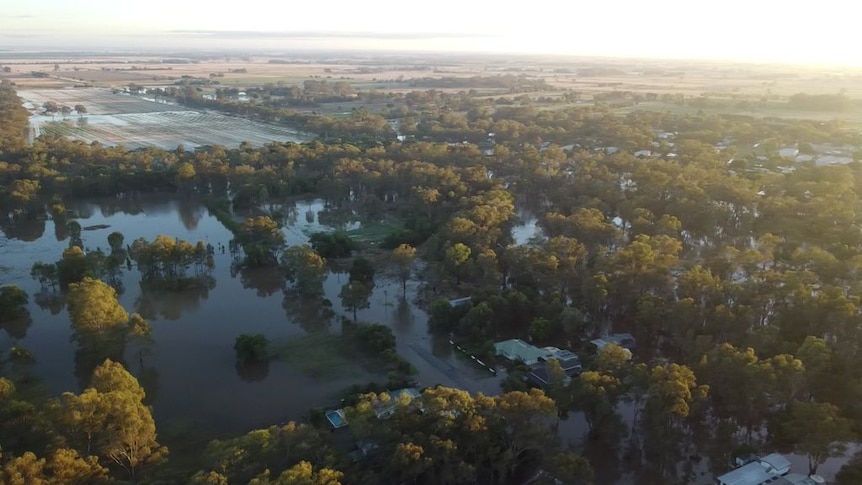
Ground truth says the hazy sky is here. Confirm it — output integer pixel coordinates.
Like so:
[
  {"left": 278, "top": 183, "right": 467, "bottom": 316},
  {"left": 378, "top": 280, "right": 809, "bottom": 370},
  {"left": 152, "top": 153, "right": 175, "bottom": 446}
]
[{"left": 2, "top": 0, "right": 859, "bottom": 65}]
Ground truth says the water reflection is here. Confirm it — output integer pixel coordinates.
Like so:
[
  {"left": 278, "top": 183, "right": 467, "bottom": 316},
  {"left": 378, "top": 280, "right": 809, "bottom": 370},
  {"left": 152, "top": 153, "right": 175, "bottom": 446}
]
[
  {"left": 235, "top": 360, "right": 270, "bottom": 382},
  {"left": 1, "top": 217, "right": 46, "bottom": 242},
  {"left": 393, "top": 297, "right": 413, "bottom": 332},
  {"left": 136, "top": 364, "right": 161, "bottom": 406},
  {"left": 73, "top": 332, "right": 127, "bottom": 390},
  {"left": 177, "top": 198, "right": 203, "bottom": 231},
  {"left": 238, "top": 265, "right": 283, "bottom": 298},
  {"left": 134, "top": 278, "right": 214, "bottom": 321},
  {"left": 282, "top": 292, "right": 335, "bottom": 333},
  {"left": 53, "top": 216, "right": 69, "bottom": 242},
  {"left": 34, "top": 291, "right": 65, "bottom": 315},
  {"left": 0, "top": 314, "right": 32, "bottom": 340}
]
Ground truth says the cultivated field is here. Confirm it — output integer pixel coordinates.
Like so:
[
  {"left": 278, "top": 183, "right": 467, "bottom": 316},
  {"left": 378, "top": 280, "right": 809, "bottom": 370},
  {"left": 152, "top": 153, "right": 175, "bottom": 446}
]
[{"left": 18, "top": 88, "right": 309, "bottom": 150}]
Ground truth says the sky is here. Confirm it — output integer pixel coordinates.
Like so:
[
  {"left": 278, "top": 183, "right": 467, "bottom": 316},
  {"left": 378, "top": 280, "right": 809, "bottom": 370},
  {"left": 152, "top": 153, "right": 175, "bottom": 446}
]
[{"left": 2, "top": 0, "right": 860, "bottom": 65}]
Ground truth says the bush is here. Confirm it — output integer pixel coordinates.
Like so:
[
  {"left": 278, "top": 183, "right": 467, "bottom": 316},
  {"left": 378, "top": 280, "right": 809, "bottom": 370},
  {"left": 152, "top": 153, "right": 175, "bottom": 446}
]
[
  {"left": 309, "top": 231, "right": 356, "bottom": 258},
  {"left": 234, "top": 333, "right": 269, "bottom": 363}
]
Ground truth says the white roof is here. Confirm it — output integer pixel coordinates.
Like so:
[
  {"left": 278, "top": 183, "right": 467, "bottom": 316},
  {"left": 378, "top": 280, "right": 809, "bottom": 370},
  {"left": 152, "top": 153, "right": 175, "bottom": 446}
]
[
  {"left": 760, "top": 453, "right": 791, "bottom": 475},
  {"left": 716, "top": 461, "right": 776, "bottom": 485}
]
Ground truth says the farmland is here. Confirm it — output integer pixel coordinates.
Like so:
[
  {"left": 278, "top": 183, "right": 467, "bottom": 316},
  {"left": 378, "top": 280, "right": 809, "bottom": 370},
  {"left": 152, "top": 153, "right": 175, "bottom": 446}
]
[{"left": 18, "top": 88, "right": 309, "bottom": 149}]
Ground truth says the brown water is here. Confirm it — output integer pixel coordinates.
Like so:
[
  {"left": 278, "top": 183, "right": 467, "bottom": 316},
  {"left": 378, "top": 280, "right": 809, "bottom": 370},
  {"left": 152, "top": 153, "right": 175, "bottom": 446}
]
[
  {"left": 0, "top": 195, "right": 500, "bottom": 442},
  {"left": 3, "top": 196, "right": 848, "bottom": 482}
]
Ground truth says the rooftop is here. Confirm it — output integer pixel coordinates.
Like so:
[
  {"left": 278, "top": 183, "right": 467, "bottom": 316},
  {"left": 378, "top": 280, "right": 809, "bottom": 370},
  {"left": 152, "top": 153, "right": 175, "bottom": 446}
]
[
  {"left": 495, "top": 339, "right": 553, "bottom": 365},
  {"left": 590, "top": 333, "right": 637, "bottom": 350},
  {"left": 716, "top": 453, "right": 814, "bottom": 485}
]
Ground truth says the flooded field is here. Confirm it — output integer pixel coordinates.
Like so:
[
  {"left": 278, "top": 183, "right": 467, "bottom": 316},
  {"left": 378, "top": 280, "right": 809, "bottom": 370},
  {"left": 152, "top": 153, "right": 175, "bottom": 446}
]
[
  {"left": 0, "top": 195, "right": 499, "bottom": 443},
  {"left": 18, "top": 88, "right": 310, "bottom": 149}
]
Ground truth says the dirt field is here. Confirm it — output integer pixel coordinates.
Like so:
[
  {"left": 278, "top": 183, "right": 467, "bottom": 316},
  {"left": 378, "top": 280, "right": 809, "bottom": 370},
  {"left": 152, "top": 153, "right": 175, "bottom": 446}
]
[
  {"left": 20, "top": 88, "right": 308, "bottom": 150},
  {"left": 4, "top": 54, "right": 861, "bottom": 100},
  {"left": 17, "top": 88, "right": 186, "bottom": 115}
]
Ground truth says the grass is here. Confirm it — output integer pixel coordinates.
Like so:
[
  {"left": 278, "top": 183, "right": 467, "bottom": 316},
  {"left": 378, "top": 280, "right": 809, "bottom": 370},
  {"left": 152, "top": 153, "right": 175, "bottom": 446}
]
[
  {"left": 270, "top": 333, "right": 361, "bottom": 379},
  {"left": 347, "top": 215, "right": 403, "bottom": 245},
  {"left": 614, "top": 101, "right": 862, "bottom": 126},
  {"left": 202, "top": 197, "right": 241, "bottom": 234}
]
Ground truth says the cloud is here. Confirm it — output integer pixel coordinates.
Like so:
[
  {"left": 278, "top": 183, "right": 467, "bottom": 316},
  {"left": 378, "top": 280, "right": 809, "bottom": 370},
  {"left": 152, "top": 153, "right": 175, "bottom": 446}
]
[{"left": 168, "top": 30, "right": 493, "bottom": 40}]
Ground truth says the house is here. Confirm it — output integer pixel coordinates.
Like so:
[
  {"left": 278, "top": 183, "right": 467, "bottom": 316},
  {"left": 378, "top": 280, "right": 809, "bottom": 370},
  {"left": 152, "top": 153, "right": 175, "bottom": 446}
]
[
  {"left": 527, "top": 365, "right": 571, "bottom": 388},
  {"left": 528, "top": 348, "right": 583, "bottom": 388},
  {"left": 495, "top": 339, "right": 553, "bottom": 365},
  {"left": 540, "top": 348, "right": 583, "bottom": 376},
  {"left": 590, "top": 333, "right": 636, "bottom": 351},
  {"left": 373, "top": 388, "right": 422, "bottom": 419},
  {"left": 715, "top": 453, "right": 822, "bottom": 485}
]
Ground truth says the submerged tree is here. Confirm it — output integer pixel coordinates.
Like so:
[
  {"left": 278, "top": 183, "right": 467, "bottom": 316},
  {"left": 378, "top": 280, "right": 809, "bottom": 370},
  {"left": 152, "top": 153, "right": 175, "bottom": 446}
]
[
  {"left": 392, "top": 244, "right": 416, "bottom": 298},
  {"left": 67, "top": 278, "right": 128, "bottom": 333},
  {"left": 0, "top": 285, "right": 28, "bottom": 321},
  {"left": 237, "top": 216, "right": 285, "bottom": 266},
  {"left": 234, "top": 334, "right": 269, "bottom": 363},
  {"left": 777, "top": 401, "right": 853, "bottom": 475},
  {"left": 281, "top": 245, "right": 327, "bottom": 296},
  {"left": 339, "top": 280, "right": 372, "bottom": 322}
]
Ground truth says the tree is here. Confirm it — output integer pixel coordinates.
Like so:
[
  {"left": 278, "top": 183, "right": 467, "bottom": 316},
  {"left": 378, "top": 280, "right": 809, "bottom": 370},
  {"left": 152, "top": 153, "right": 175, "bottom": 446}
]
[
  {"left": 0, "top": 449, "right": 108, "bottom": 485},
  {"left": 238, "top": 216, "right": 285, "bottom": 266},
  {"left": 67, "top": 278, "right": 129, "bottom": 333},
  {"left": 57, "top": 247, "right": 90, "bottom": 287},
  {"left": 91, "top": 359, "right": 146, "bottom": 402},
  {"left": 339, "top": 281, "right": 372, "bottom": 322},
  {"left": 0, "top": 285, "right": 28, "bottom": 321},
  {"left": 348, "top": 257, "right": 375, "bottom": 285},
  {"left": 30, "top": 262, "right": 59, "bottom": 291},
  {"left": 488, "top": 389, "right": 558, "bottom": 478},
  {"left": 73, "top": 104, "right": 87, "bottom": 118},
  {"left": 778, "top": 401, "right": 853, "bottom": 475},
  {"left": 235, "top": 334, "right": 269, "bottom": 363},
  {"left": 392, "top": 244, "right": 416, "bottom": 298},
  {"left": 543, "top": 451, "right": 594, "bottom": 485},
  {"left": 281, "top": 245, "right": 327, "bottom": 296},
  {"left": 445, "top": 243, "right": 471, "bottom": 284},
  {"left": 646, "top": 363, "right": 707, "bottom": 420},
  {"left": 54, "top": 360, "right": 166, "bottom": 479},
  {"left": 263, "top": 460, "right": 344, "bottom": 485}
]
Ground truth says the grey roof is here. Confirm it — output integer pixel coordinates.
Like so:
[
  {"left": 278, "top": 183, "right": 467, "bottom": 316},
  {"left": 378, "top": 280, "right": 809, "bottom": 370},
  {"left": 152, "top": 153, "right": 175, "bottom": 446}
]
[
  {"left": 716, "top": 461, "right": 777, "bottom": 485},
  {"left": 716, "top": 453, "right": 797, "bottom": 485},
  {"left": 495, "top": 339, "right": 553, "bottom": 364},
  {"left": 591, "top": 333, "right": 637, "bottom": 350},
  {"left": 760, "top": 454, "right": 791, "bottom": 475}
]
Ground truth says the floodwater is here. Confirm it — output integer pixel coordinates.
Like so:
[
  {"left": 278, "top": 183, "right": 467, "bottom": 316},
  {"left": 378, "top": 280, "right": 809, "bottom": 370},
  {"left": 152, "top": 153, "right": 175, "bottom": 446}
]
[
  {"left": 0, "top": 195, "right": 500, "bottom": 444},
  {"left": 2, "top": 196, "right": 849, "bottom": 482}
]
